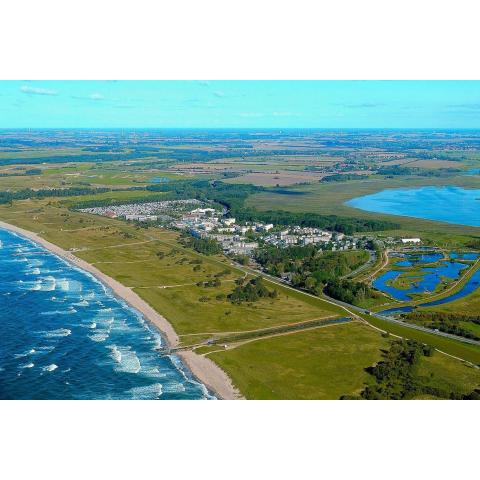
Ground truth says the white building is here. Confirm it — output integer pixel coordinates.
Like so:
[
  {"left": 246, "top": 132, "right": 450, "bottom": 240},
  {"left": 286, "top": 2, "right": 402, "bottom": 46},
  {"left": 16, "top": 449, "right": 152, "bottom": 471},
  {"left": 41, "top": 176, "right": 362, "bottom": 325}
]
[{"left": 401, "top": 238, "right": 421, "bottom": 244}]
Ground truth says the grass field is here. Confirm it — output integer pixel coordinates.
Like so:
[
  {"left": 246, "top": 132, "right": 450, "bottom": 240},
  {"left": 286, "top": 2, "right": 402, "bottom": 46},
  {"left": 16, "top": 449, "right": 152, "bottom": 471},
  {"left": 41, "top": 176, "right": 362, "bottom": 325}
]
[{"left": 208, "top": 321, "right": 480, "bottom": 399}]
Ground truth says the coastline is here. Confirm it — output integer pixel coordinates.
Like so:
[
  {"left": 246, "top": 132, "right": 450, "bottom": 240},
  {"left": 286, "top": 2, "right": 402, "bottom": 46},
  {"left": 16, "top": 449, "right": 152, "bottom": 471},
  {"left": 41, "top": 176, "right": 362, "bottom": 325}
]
[{"left": 0, "top": 220, "right": 242, "bottom": 400}]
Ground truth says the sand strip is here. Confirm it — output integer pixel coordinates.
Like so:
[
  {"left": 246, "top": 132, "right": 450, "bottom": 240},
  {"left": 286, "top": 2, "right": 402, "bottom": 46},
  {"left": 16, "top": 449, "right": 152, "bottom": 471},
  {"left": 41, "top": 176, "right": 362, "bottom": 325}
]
[{"left": 0, "top": 220, "right": 242, "bottom": 400}]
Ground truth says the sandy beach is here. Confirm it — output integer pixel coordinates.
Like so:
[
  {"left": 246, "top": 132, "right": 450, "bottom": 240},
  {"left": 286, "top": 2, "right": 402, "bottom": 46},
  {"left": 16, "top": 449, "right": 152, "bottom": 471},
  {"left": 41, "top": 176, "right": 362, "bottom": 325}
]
[{"left": 0, "top": 220, "right": 242, "bottom": 400}]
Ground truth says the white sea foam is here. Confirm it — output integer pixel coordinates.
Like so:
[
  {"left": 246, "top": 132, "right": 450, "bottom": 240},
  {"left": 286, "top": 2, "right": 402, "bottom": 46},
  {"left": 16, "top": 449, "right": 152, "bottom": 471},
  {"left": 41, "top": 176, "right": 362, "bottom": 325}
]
[
  {"left": 30, "top": 280, "right": 42, "bottom": 291},
  {"left": 162, "top": 382, "right": 186, "bottom": 394},
  {"left": 25, "top": 268, "right": 40, "bottom": 275},
  {"left": 108, "top": 345, "right": 122, "bottom": 363},
  {"left": 142, "top": 367, "right": 167, "bottom": 379},
  {"left": 56, "top": 279, "right": 70, "bottom": 291},
  {"left": 40, "top": 276, "right": 57, "bottom": 291},
  {"left": 37, "top": 345, "right": 55, "bottom": 353},
  {"left": 113, "top": 346, "right": 141, "bottom": 373},
  {"left": 127, "top": 383, "right": 163, "bottom": 399},
  {"left": 61, "top": 279, "right": 82, "bottom": 293},
  {"left": 40, "top": 309, "right": 74, "bottom": 316},
  {"left": 43, "top": 364, "right": 58, "bottom": 372},
  {"left": 89, "top": 322, "right": 97, "bottom": 329},
  {"left": 20, "top": 362, "right": 34, "bottom": 369},
  {"left": 88, "top": 332, "right": 109, "bottom": 342},
  {"left": 40, "top": 328, "right": 72, "bottom": 338},
  {"left": 14, "top": 348, "right": 36, "bottom": 359},
  {"left": 73, "top": 299, "right": 89, "bottom": 307}
]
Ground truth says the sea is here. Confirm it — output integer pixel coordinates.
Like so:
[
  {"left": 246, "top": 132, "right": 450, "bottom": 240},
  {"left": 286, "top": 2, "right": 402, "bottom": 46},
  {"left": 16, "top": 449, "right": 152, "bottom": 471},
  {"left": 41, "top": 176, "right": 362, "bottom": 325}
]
[
  {"left": 346, "top": 186, "right": 480, "bottom": 227},
  {"left": 0, "top": 228, "right": 213, "bottom": 400}
]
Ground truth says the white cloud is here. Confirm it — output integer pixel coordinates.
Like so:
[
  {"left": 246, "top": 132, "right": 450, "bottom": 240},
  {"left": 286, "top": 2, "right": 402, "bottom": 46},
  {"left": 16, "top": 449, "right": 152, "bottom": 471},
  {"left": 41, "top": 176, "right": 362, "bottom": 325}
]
[
  {"left": 213, "top": 91, "right": 225, "bottom": 98},
  {"left": 20, "top": 85, "right": 58, "bottom": 96}
]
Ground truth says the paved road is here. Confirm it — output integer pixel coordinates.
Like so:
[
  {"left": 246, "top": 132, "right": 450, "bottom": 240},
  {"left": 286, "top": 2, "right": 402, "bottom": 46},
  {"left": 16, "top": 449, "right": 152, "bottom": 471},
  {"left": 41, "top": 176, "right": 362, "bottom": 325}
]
[
  {"left": 232, "top": 261, "right": 480, "bottom": 348},
  {"left": 341, "top": 249, "right": 376, "bottom": 279},
  {"left": 320, "top": 294, "right": 480, "bottom": 347}
]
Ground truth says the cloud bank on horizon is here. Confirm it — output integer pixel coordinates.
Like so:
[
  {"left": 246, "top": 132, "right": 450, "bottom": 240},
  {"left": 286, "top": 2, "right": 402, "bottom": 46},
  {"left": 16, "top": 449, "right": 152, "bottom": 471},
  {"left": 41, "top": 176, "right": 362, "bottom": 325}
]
[{"left": 1, "top": 80, "right": 479, "bottom": 128}]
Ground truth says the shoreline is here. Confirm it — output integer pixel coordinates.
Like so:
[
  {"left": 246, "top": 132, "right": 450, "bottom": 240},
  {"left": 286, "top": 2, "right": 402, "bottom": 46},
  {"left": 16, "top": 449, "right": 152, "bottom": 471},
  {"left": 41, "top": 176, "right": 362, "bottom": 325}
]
[{"left": 0, "top": 220, "right": 241, "bottom": 400}]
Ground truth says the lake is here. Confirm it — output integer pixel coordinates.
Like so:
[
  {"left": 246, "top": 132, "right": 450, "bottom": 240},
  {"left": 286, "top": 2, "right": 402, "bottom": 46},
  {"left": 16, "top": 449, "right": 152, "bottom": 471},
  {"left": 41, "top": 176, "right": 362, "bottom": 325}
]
[{"left": 346, "top": 186, "right": 480, "bottom": 227}]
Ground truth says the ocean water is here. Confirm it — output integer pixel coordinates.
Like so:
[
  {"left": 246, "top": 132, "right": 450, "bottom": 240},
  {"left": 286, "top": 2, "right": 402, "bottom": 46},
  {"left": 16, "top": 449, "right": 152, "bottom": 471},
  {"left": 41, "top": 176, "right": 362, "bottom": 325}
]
[
  {"left": 346, "top": 186, "right": 480, "bottom": 227},
  {"left": 0, "top": 229, "right": 213, "bottom": 400}
]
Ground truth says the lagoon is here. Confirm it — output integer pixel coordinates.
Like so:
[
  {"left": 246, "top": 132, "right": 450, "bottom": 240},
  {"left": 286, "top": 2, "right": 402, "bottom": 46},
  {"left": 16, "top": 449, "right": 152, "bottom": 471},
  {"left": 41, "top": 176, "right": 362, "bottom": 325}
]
[{"left": 346, "top": 186, "right": 480, "bottom": 227}]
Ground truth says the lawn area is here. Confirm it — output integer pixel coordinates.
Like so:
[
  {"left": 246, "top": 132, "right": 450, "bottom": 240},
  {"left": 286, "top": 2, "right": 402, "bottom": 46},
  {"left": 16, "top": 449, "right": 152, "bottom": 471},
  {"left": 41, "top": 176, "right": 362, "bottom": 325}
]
[
  {"left": 208, "top": 321, "right": 385, "bottom": 399},
  {"left": 359, "top": 313, "right": 480, "bottom": 364},
  {"left": 427, "top": 288, "right": 480, "bottom": 316},
  {"left": 208, "top": 320, "right": 480, "bottom": 399},
  {"left": 135, "top": 281, "right": 337, "bottom": 339},
  {"left": 415, "top": 351, "right": 480, "bottom": 397}
]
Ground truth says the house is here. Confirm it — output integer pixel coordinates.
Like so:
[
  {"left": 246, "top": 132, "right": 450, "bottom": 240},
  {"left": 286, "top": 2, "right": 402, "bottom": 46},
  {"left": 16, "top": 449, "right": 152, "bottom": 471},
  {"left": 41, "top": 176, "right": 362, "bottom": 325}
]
[{"left": 401, "top": 238, "right": 421, "bottom": 244}]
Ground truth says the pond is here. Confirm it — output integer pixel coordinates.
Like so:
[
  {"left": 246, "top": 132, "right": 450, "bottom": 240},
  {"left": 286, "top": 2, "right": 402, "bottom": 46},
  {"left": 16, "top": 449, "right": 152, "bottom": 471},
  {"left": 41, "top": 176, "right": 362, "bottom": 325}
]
[{"left": 373, "top": 258, "right": 468, "bottom": 301}]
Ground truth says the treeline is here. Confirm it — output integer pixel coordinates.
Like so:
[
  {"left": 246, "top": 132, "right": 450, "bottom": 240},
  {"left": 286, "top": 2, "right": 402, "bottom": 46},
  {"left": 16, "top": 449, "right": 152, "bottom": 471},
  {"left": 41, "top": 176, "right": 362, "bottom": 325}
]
[
  {"left": 466, "top": 238, "right": 480, "bottom": 249},
  {"left": 321, "top": 174, "right": 369, "bottom": 182},
  {"left": 228, "top": 277, "right": 278, "bottom": 304},
  {"left": 0, "top": 168, "right": 42, "bottom": 177},
  {"left": 146, "top": 179, "right": 260, "bottom": 211},
  {"left": 0, "top": 186, "right": 116, "bottom": 205},
  {"left": 255, "top": 247, "right": 369, "bottom": 295},
  {"left": 234, "top": 208, "right": 399, "bottom": 234},
  {"left": 0, "top": 152, "right": 156, "bottom": 166},
  {"left": 180, "top": 234, "right": 222, "bottom": 255},
  {"left": 343, "top": 339, "right": 480, "bottom": 400},
  {"left": 401, "top": 311, "right": 480, "bottom": 340},
  {"left": 377, "top": 165, "right": 462, "bottom": 177},
  {"left": 324, "top": 278, "right": 379, "bottom": 306}
]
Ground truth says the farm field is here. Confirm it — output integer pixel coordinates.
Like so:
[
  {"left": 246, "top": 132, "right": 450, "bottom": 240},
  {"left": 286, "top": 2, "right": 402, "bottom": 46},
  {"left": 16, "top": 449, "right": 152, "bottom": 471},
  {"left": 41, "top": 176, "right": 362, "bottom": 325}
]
[{"left": 224, "top": 171, "right": 326, "bottom": 186}]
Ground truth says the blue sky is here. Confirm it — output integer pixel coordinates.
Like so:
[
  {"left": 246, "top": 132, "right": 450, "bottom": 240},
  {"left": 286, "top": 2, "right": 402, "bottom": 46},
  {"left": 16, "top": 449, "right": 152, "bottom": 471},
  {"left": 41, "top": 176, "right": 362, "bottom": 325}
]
[{"left": 0, "top": 81, "right": 479, "bottom": 129}]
